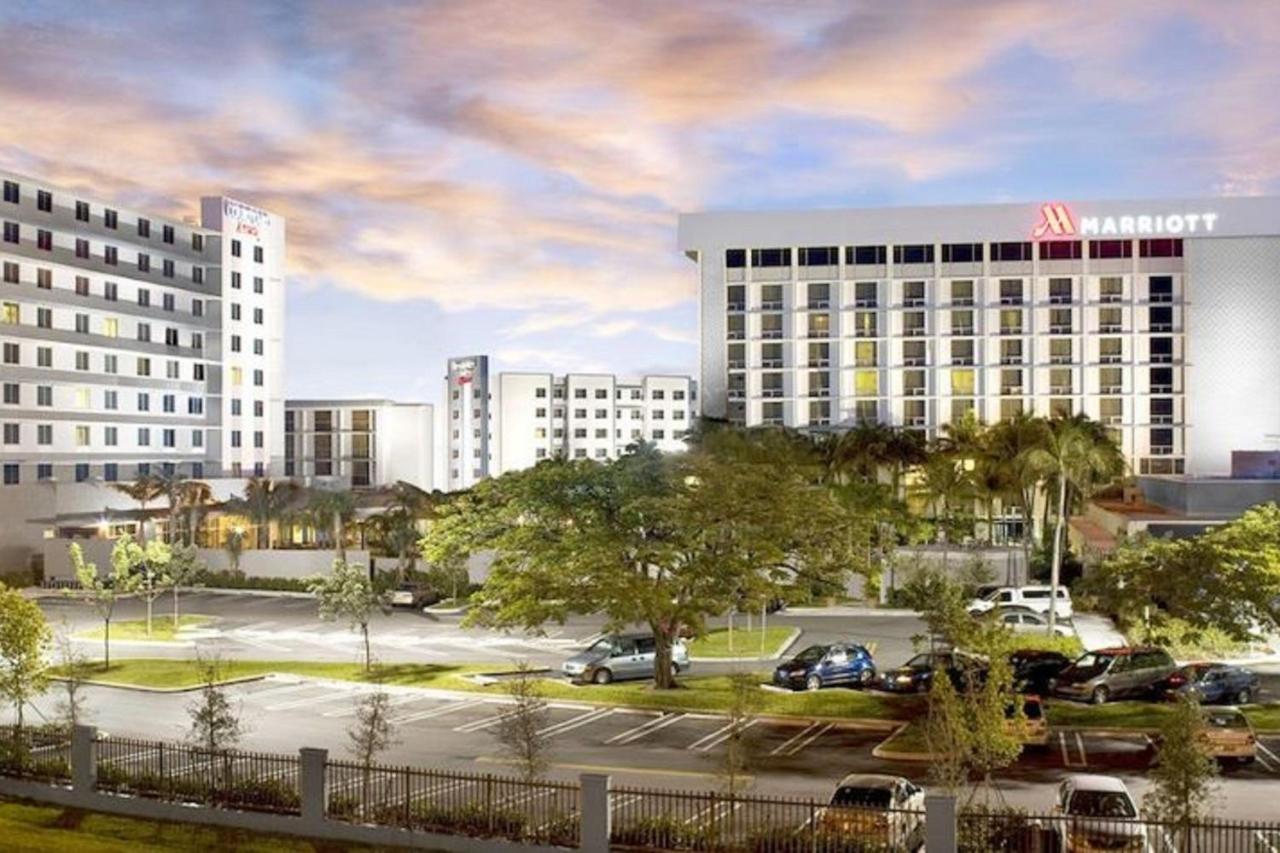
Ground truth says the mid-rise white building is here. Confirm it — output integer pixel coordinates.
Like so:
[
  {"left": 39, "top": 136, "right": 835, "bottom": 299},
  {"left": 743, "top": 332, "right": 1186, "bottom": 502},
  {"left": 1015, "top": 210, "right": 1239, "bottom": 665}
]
[
  {"left": 444, "top": 355, "right": 491, "bottom": 491},
  {"left": 678, "top": 197, "right": 1280, "bottom": 478},
  {"left": 0, "top": 170, "right": 285, "bottom": 486},
  {"left": 284, "top": 399, "right": 433, "bottom": 491}
]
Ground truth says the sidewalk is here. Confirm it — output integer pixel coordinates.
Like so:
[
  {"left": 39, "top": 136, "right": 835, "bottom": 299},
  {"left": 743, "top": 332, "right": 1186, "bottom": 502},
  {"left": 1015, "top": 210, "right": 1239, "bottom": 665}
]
[{"left": 1072, "top": 613, "right": 1126, "bottom": 650}]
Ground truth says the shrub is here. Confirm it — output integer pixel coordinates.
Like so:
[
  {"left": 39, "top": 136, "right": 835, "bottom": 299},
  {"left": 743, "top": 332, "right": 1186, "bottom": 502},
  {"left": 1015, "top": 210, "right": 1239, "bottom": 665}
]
[
  {"left": 1130, "top": 617, "right": 1247, "bottom": 659},
  {"left": 405, "top": 802, "right": 527, "bottom": 839},
  {"left": 217, "top": 776, "right": 302, "bottom": 813},
  {"left": 191, "top": 569, "right": 313, "bottom": 593},
  {"left": 612, "top": 816, "right": 715, "bottom": 850}
]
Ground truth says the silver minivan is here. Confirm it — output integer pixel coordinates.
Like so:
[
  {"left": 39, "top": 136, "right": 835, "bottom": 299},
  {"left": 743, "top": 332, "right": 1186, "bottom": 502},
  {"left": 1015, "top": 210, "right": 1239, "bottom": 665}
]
[{"left": 561, "top": 633, "right": 690, "bottom": 684}]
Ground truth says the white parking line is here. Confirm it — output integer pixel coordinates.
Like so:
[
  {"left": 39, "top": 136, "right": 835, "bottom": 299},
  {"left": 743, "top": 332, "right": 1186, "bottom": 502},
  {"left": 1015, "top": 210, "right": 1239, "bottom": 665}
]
[
  {"left": 454, "top": 708, "right": 526, "bottom": 734},
  {"left": 1257, "top": 741, "right": 1280, "bottom": 772},
  {"left": 243, "top": 682, "right": 320, "bottom": 701},
  {"left": 1058, "top": 732, "right": 1088, "bottom": 768},
  {"left": 538, "top": 708, "right": 614, "bottom": 738},
  {"left": 1075, "top": 732, "right": 1089, "bottom": 767},
  {"left": 392, "top": 697, "right": 491, "bottom": 725},
  {"left": 770, "top": 721, "right": 834, "bottom": 757},
  {"left": 688, "top": 719, "right": 759, "bottom": 753},
  {"left": 321, "top": 693, "right": 424, "bottom": 718},
  {"left": 606, "top": 713, "right": 683, "bottom": 745},
  {"left": 266, "top": 690, "right": 365, "bottom": 711},
  {"left": 686, "top": 800, "right": 740, "bottom": 827}
]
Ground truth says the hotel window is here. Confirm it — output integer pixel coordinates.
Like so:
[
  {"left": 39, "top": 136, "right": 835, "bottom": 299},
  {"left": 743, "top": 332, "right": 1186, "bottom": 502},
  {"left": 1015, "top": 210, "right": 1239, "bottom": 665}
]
[
  {"left": 104, "top": 354, "right": 117, "bottom": 373},
  {"left": 1100, "top": 338, "right": 1123, "bottom": 363},
  {"left": 105, "top": 390, "right": 117, "bottom": 410},
  {"left": 231, "top": 303, "right": 241, "bottom": 321},
  {"left": 75, "top": 425, "right": 90, "bottom": 447},
  {"left": 104, "top": 246, "right": 117, "bottom": 265},
  {"left": 950, "top": 310, "right": 974, "bottom": 335},
  {"left": 808, "top": 313, "right": 830, "bottom": 338},
  {"left": 253, "top": 246, "right": 264, "bottom": 263},
  {"left": 990, "top": 241, "right": 1032, "bottom": 262},
  {"left": 3, "top": 261, "right": 16, "bottom": 282},
  {"left": 37, "top": 386, "right": 51, "bottom": 406},
  {"left": 75, "top": 313, "right": 90, "bottom": 334},
  {"left": 854, "top": 369, "right": 878, "bottom": 397},
  {"left": 2, "top": 383, "right": 16, "bottom": 404},
  {"left": 893, "top": 244, "right": 934, "bottom": 264},
  {"left": 231, "top": 239, "right": 241, "bottom": 257},
  {"left": 1049, "top": 368, "right": 1073, "bottom": 394},
  {"left": 1048, "top": 278, "right": 1073, "bottom": 303},
  {"left": 1150, "top": 367, "right": 1174, "bottom": 393},
  {"left": 104, "top": 426, "right": 118, "bottom": 447},
  {"left": 1149, "top": 306, "right": 1173, "bottom": 332},
  {"left": 37, "top": 424, "right": 52, "bottom": 445},
  {"left": 1151, "top": 337, "right": 1173, "bottom": 363},
  {"left": 137, "top": 253, "right": 151, "bottom": 272},
  {"left": 1038, "top": 240, "right": 1082, "bottom": 260},
  {"left": 231, "top": 272, "right": 241, "bottom": 289},
  {"left": 941, "top": 243, "right": 982, "bottom": 263},
  {"left": 1089, "top": 239, "right": 1132, "bottom": 259},
  {"left": 1100, "top": 367, "right": 1124, "bottom": 393},
  {"left": 254, "top": 276, "right": 263, "bottom": 293},
  {"left": 999, "top": 309, "right": 1022, "bottom": 334},
  {"left": 1101, "top": 398, "right": 1123, "bottom": 424},
  {"left": 104, "top": 318, "right": 118, "bottom": 338},
  {"left": 34, "top": 268, "right": 51, "bottom": 289},
  {"left": 1, "top": 343, "right": 16, "bottom": 364},
  {"left": 104, "top": 281, "right": 117, "bottom": 301},
  {"left": 1139, "top": 239, "right": 1182, "bottom": 258},
  {"left": 725, "top": 249, "right": 746, "bottom": 268},
  {"left": 193, "top": 363, "right": 205, "bottom": 381},
  {"left": 1000, "top": 369, "right": 1023, "bottom": 394},
  {"left": 163, "top": 259, "right": 174, "bottom": 278},
  {"left": 231, "top": 335, "right": 241, "bottom": 352},
  {"left": 75, "top": 200, "right": 90, "bottom": 221},
  {"left": 102, "top": 208, "right": 118, "bottom": 229},
  {"left": 1049, "top": 338, "right": 1073, "bottom": 364},
  {"left": 999, "top": 279, "right": 1023, "bottom": 304},
  {"left": 1, "top": 302, "right": 17, "bottom": 324},
  {"left": 950, "top": 339, "right": 974, "bottom": 365},
  {"left": 253, "top": 368, "right": 263, "bottom": 386},
  {"left": 2, "top": 181, "right": 17, "bottom": 203},
  {"left": 75, "top": 351, "right": 89, "bottom": 371},
  {"left": 163, "top": 394, "right": 175, "bottom": 413},
  {"left": 2, "top": 222, "right": 17, "bottom": 243},
  {"left": 750, "top": 248, "right": 791, "bottom": 267},
  {"left": 951, "top": 368, "right": 975, "bottom": 395},
  {"left": 76, "top": 238, "right": 90, "bottom": 258},
  {"left": 75, "top": 388, "right": 90, "bottom": 408},
  {"left": 853, "top": 400, "right": 878, "bottom": 423},
  {"left": 902, "top": 280, "right": 925, "bottom": 306},
  {"left": 193, "top": 266, "right": 204, "bottom": 284},
  {"left": 1000, "top": 399, "right": 1024, "bottom": 420},
  {"left": 253, "top": 307, "right": 263, "bottom": 324},
  {"left": 36, "top": 347, "right": 51, "bottom": 367},
  {"left": 36, "top": 189, "right": 52, "bottom": 212},
  {"left": 37, "top": 229, "right": 52, "bottom": 251},
  {"left": 75, "top": 275, "right": 89, "bottom": 295},
  {"left": 1099, "top": 276, "right": 1124, "bottom": 303},
  {"left": 798, "top": 246, "right": 837, "bottom": 266},
  {"left": 137, "top": 218, "right": 150, "bottom": 238},
  {"left": 950, "top": 280, "right": 974, "bottom": 305},
  {"left": 137, "top": 427, "right": 151, "bottom": 447},
  {"left": 137, "top": 357, "right": 151, "bottom": 377},
  {"left": 74, "top": 463, "right": 90, "bottom": 482},
  {"left": 903, "top": 340, "right": 926, "bottom": 365},
  {"left": 848, "top": 245, "right": 887, "bottom": 265},
  {"left": 1049, "top": 308, "right": 1072, "bottom": 333},
  {"left": 192, "top": 299, "right": 203, "bottom": 317},
  {"left": 3, "top": 465, "right": 18, "bottom": 486},
  {"left": 192, "top": 233, "right": 204, "bottom": 252},
  {"left": 853, "top": 311, "right": 877, "bottom": 338},
  {"left": 760, "top": 283, "right": 783, "bottom": 309},
  {"left": 137, "top": 322, "right": 151, "bottom": 342},
  {"left": 1149, "top": 275, "right": 1173, "bottom": 303},
  {"left": 1099, "top": 307, "right": 1123, "bottom": 332},
  {"left": 36, "top": 307, "right": 52, "bottom": 328}
]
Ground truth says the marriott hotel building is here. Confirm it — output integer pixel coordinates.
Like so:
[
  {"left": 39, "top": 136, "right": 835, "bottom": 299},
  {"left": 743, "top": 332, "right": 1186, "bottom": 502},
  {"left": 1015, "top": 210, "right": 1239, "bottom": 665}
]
[{"left": 678, "top": 198, "right": 1280, "bottom": 478}]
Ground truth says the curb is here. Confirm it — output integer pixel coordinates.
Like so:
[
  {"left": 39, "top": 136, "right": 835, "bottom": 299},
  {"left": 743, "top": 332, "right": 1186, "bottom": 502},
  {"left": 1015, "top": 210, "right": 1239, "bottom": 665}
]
[
  {"left": 871, "top": 724, "right": 944, "bottom": 763},
  {"left": 424, "top": 605, "right": 469, "bottom": 616},
  {"left": 783, "top": 606, "right": 919, "bottom": 618},
  {"left": 50, "top": 673, "right": 270, "bottom": 694},
  {"left": 689, "top": 627, "right": 802, "bottom": 664},
  {"left": 180, "top": 586, "right": 314, "bottom": 599}
]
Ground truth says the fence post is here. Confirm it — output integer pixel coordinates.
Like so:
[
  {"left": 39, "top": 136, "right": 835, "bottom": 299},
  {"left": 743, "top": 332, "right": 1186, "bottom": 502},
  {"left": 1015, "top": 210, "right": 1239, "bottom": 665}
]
[
  {"left": 925, "top": 793, "right": 957, "bottom": 853},
  {"left": 579, "top": 773, "right": 611, "bottom": 853},
  {"left": 71, "top": 724, "right": 97, "bottom": 794},
  {"left": 299, "top": 747, "right": 328, "bottom": 826}
]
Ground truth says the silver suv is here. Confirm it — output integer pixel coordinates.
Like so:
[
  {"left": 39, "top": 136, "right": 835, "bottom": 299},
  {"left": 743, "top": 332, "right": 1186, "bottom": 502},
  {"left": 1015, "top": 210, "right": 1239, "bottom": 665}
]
[{"left": 561, "top": 634, "right": 690, "bottom": 684}]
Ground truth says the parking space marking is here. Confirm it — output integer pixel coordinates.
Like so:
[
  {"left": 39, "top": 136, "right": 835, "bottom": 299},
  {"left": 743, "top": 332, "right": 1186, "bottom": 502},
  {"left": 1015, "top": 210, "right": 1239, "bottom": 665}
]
[
  {"left": 770, "top": 721, "right": 835, "bottom": 757},
  {"left": 454, "top": 708, "right": 527, "bottom": 734},
  {"left": 1058, "top": 732, "right": 1088, "bottom": 768},
  {"left": 606, "top": 713, "right": 683, "bottom": 745},
  {"left": 688, "top": 719, "right": 759, "bottom": 753},
  {"left": 538, "top": 708, "right": 614, "bottom": 738},
  {"left": 392, "top": 697, "right": 491, "bottom": 725},
  {"left": 1257, "top": 741, "right": 1280, "bottom": 772},
  {"left": 321, "top": 693, "right": 425, "bottom": 718},
  {"left": 241, "top": 682, "right": 320, "bottom": 701},
  {"left": 266, "top": 689, "right": 367, "bottom": 712},
  {"left": 686, "top": 800, "right": 741, "bottom": 827}
]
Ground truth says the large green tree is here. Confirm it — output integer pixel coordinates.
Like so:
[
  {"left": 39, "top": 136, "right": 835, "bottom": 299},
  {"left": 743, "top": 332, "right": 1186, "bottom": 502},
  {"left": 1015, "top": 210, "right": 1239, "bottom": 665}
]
[
  {"left": 423, "top": 445, "right": 869, "bottom": 689},
  {"left": 0, "top": 587, "right": 51, "bottom": 731}
]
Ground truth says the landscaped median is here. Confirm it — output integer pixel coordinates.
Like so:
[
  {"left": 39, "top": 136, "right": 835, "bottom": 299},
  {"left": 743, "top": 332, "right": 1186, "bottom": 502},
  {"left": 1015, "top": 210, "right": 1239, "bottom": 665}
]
[
  {"left": 74, "top": 615, "right": 215, "bottom": 643},
  {"left": 685, "top": 625, "right": 797, "bottom": 660}
]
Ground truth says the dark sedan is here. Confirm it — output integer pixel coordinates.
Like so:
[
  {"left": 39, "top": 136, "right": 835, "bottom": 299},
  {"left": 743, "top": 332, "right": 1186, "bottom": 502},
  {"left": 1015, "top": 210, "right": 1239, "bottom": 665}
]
[
  {"left": 1010, "top": 649, "right": 1073, "bottom": 696},
  {"left": 1160, "top": 663, "right": 1261, "bottom": 705},
  {"left": 879, "top": 650, "right": 986, "bottom": 694},
  {"left": 773, "top": 643, "right": 876, "bottom": 691}
]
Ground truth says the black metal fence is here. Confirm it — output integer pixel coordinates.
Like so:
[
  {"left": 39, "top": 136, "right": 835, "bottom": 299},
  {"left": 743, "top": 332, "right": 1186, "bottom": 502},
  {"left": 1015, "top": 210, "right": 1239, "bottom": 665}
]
[
  {"left": 95, "top": 735, "right": 302, "bottom": 815},
  {"left": 0, "top": 725, "right": 72, "bottom": 784},
  {"left": 959, "top": 809, "right": 1280, "bottom": 853},
  {"left": 610, "top": 785, "right": 925, "bottom": 852},
  {"left": 325, "top": 759, "right": 580, "bottom": 846}
]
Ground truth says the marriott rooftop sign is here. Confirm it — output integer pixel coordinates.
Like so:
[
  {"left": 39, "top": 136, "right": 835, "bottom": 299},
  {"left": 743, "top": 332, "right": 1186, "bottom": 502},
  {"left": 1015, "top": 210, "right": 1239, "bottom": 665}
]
[{"left": 1033, "top": 202, "right": 1219, "bottom": 239}]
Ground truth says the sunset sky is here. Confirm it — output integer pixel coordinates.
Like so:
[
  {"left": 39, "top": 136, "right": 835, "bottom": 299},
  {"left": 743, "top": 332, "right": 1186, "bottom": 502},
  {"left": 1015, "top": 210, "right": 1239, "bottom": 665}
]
[{"left": 3, "top": 0, "right": 1277, "bottom": 403}]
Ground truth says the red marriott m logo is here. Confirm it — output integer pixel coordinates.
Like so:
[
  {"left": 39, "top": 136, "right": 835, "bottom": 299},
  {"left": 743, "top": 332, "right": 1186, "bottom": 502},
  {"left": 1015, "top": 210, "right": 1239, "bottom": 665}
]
[{"left": 1032, "top": 202, "right": 1075, "bottom": 239}]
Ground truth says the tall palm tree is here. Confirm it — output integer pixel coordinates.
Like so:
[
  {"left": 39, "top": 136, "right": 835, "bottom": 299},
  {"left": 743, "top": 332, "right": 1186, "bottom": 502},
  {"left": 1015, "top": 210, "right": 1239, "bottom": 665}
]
[
  {"left": 986, "top": 413, "right": 1050, "bottom": 573},
  {"left": 884, "top": 428, "right": 928, "bottom": 499},
  {"left": 306, "top": 489, "right": 357, "bottom": 561},
  {"left": 176, "top": 479, "right": 213, "bottom": 546},
  {"left": 831, "top": 421, "right": 894, "bottom": 484},
  {"left": 1023, "top": 416, "right": 1126, "bottom": 633},
  {"left": 913, "top": 453, "right": 975, "bottom": 566},
  {"left": 110, "top": 474, "right": 165, "bottom": 543},
  {"left": 224, "top": 477, "right": 298, "bottom": 549}
]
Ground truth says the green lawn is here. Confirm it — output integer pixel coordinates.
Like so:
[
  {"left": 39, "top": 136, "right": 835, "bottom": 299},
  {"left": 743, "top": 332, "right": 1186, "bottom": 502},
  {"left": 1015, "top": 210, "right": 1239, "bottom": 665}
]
[
  {"left": 0, "top": 797, "right": 388, "bottom": 852},
  {"left": 76, "top": 615, "right": 214, "bottom": 643},
  {"left": 687, "top": 626, "right": 795, "bottom": 658}
]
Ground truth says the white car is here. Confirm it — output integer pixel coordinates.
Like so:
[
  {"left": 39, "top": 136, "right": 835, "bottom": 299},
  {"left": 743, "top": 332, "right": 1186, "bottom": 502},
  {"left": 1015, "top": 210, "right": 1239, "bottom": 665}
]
[
  {"left": 994, "top": 606, "right": 1076, "bottom": 637},
  {"left": 969, "top": 585, "right": 1073, "bottom": 619},
  {"left": 1051, "top": 774, "right": 1146, "bottom": 852},
  {"left": 818, "top": 774, "right": 925, "bottom": 850}
]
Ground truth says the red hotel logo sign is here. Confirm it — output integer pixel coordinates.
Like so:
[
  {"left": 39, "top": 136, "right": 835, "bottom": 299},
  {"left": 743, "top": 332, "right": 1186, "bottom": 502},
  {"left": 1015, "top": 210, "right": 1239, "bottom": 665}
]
[{"left": 1032, "top": 202, "right": 1075, "bottom": 239}]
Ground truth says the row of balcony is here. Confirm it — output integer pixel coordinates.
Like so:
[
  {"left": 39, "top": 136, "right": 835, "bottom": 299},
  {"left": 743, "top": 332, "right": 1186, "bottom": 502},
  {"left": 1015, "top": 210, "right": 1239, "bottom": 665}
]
[{"left": 727, "top": 293, "right": 1175, "bottom": 312}]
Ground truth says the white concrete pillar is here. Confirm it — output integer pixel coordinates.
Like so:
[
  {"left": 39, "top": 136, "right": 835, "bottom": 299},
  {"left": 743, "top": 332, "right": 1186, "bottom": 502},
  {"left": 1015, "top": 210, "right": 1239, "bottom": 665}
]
[
  {"left": 71, "top": 724, "right": 97, "bottom": 793},
  {"left": 579, "top": 772, "right": 611, "bottom": 853},
  {"left": 925, "top": 793, "right": 957, "bottom": 852},
  {"left": 299, "top": 747, "right": 328, "bottom": 825}
]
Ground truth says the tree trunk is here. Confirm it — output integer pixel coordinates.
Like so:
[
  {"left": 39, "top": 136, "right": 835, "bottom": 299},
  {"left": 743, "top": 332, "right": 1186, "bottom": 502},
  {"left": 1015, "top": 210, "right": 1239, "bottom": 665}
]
[
  {"left": 333, "top": 511, "right": 346, "bottom": 562},
  {"left": 173, "top": 585, "right": 181, "bottom": 630},
  {"left": 362, "top": 623, "right": 372, "bottom": 672},
  {"left": 1049, "top": 472, "right": 1067, "bottom": 636},
  {"left": 146, "top": 592, "right": 153, "bottom": 636},
  {"left": 104, "top": 618, "right": 111, "bottom": 669},
  {"left": 651, "top": 625, "right": 678, "bottom": 690}
]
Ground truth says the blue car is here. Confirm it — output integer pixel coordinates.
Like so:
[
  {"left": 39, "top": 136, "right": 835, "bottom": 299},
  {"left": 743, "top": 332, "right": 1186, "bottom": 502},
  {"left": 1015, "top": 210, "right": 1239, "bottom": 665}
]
[
  {"left": 773, "top": 643, "right": 876, "bottom": 691},
  {"left": 1160, "top": 663, "right": 1261, "bottom": 705}
]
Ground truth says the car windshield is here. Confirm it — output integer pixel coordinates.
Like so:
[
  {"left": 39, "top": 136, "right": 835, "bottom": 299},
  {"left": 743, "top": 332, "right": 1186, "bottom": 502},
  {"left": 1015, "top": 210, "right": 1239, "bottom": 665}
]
[
  {"left": 1068, "top": 790, "right": 1136, "bottom": 818},
  {"left": 586, "top": 638, "right": 616, "bottom": 654},
  {"left": 1067, "top": 653, "right": 1114, "bottom": 677},
  {"left": 904, "top": 654, "right": 932, "bottom": 669},
  {"left": 1178, "top": 664, "right": 1213, "bottom": 680},
  {"left": 794, "top": 646, "right": 827, "bottom": 664},
  {"left": 983, "top": 589, "right": 1004, "bottom": 602},
  {"left": 1204, "top": 711, "right": 1248, "bottom": 729},
  {"left": 831, "top": 786, "right": 892, "bottom": 809}
]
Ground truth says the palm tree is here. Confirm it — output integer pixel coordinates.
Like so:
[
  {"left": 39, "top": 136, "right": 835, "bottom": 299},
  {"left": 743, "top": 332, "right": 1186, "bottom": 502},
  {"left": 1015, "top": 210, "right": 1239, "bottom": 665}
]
[
  {"left": 986, "top": 413, "right": 1049, "bottom": 574},
  {"left": 111, "top": 475, "right": 165, "bottom": 543},
  {"left": 1023, "top": 416, "right": 1126, "bottom": 633},
  {"left": 306, "top": 489, "right": 357, "bottom": 561},
  {"left": 176, "top": 479, "right": 214, "bottom": 546},
  {"left": 913, "top": 453, "right": 975, "bottom": 566},
  {"left": 830, "top": 422, "right": 894, "bottom": 484},
  {"left": 884, "top": 428, "right": 928, "bottom": 499},
  {"left": 224, "top": 477, "right": 298, "bottom": 549}
]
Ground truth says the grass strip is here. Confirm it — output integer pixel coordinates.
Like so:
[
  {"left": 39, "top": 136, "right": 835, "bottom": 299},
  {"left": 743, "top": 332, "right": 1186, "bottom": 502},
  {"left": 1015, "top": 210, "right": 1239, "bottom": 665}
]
[
  {"left": 687, "top": 626, "right": 795, "bottom": 658},
  {"left": 75, "top": 615, "right": 214, "bottom": 643}
]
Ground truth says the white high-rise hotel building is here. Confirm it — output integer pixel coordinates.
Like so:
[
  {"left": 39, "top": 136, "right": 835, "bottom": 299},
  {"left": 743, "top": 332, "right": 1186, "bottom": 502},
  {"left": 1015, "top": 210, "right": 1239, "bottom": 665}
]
[
  {"left": 0, "top": 170, "right": 285, "bottom": 485},
  {"left": 679, "top": 197, "right": 1280, "bottom": 478}
]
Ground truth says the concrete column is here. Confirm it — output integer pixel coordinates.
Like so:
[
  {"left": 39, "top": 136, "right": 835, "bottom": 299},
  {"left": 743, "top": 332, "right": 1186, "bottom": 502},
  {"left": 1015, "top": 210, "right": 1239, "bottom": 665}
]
[
  {"left": 579, "top": 772, "right": 611, "bottom": 853},
  {"left": 71, "top": 724, "right": 97, "bottom": 794},
  {"left": 299, "top": 747, "right": 328, "bottom": 825},
  {"left": 925, "top": 793, "right": 957, "bottom": 853}
]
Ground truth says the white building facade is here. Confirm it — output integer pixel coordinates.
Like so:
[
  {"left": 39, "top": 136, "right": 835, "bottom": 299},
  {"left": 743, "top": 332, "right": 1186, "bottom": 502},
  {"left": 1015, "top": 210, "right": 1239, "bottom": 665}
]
[
  {"left": 444, "top": 355, "right": 491, "bottom": 491},
  {"left": 0, "top": 170, "right": 285, "bottom": 486},
  {"left": 679, "top": 197, "right": 1280, "bottom": 478},
  {"left": 284, "top": 399, "right": 433, "bottom": 491}
]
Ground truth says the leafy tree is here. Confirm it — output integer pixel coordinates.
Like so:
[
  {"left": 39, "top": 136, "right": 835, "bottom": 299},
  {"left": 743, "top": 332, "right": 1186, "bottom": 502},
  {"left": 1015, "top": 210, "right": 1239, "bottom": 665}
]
[
  {"left": 175, "top": 479, "right": 214, "bottom": 546},
  {"left": 225, "top": 477, "right": 299, "bottom": 549},
  {"left": 166, "top": 544, "right": 204, "bottom": 630},
  {"left": 716, "top": 671, "right": 761, "bottom": 795},
  {"left": 0, "top": 587, "right": 51, "bottom": 731},
  {"left": 186, "top": 652, "right": 243, "bottom": 752},
  {"left": 348, "top": 687, "right": 399, "bottom": 808},
  {"left": 69, "top": 541, "right": 141, "bottom": 668},
  {"left": 493, "top": 662, "right": 552, "bottom": 783},
  {"left": 308, "top": 560, "right": 387, "bottom": 671},
  {"left": 370, "top": 508, "right": 423, "bottom": 579},
  {"left": 306, "top": 489, "right": 357, "bottom": 561},
  {"left": 111, "top": 535, "right": 175, "bottom": 637},
  {"left": 1023, "top": 416, "right": 1125, "bottom": 634},
  {"left": 426, "top": 446, "right": 868, "bottom": 689},
  {"left": 1145, "top": 695, "right": 1219, "bottom": 831},
  {"left": 224, "top": 527, "right": 246, "bottom": 573},
  {"left": 422, "top": 551, "right": 470, "bottom": 604}
]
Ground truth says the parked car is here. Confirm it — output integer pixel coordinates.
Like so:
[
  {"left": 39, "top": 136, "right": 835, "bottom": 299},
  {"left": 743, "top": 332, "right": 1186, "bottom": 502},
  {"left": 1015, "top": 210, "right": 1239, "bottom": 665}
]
[
  {"left": 1159, "top": 663, "right": 1261, "bottom": 705},
  {"left": 1050, "top": 774, "right": 1146, "bottom": 852},
  {"left": 1196, "top": 708, "right": 1257, "bottom": 766},
  {"left": 968, "top": 585, "right": 1073, "bottom": 619},
  {"left": 389, "top": 583, "right": 439, "bottom": 609},
  {"left": 992, "top": 605, "right": 1076, "bottom": 637},
  {"left": 880, "top": 649, "right": 987, "bottom": 694},
  {"left": 818, "top": 773, "right": 925, "bottom": 850},
  {"left": 1004, "top": 695, "right": 1050, "bottom": 747},
  {"left": 561, "top": 634, "right": 690, "bottom": 684},
  {"left": 1010, "top": 649, "right": 1073, "bottom": 696},
  {"left": 1051, "top": 647, "right": 1177, "bottom": 705},
  {"left": 773, "top": 643, "right": 876, "bottom": 691}
]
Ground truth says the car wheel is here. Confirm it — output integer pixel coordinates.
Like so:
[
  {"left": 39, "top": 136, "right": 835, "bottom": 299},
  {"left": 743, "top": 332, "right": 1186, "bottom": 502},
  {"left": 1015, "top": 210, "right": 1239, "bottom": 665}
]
[
  {"left": 806, "top": 674, "right": 822, "bottom": 691},
  {"left": 592, "top": 668, "right": 613, "bottom": 685},
  {"left": 858, "top": 668, "right": 874, "bottom": 687},
  {"left": 1236, "top": 688, "right": 1252, "bottom": 705},
  {"left": 1090, "top": 686, "right": 1109, "bottom": 705}
]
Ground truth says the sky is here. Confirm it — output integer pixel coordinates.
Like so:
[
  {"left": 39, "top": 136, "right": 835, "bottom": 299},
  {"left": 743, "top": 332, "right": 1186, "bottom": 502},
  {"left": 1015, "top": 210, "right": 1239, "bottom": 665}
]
[{"left": 2, "top": 0, "right": 1278, "bottom": 406}]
